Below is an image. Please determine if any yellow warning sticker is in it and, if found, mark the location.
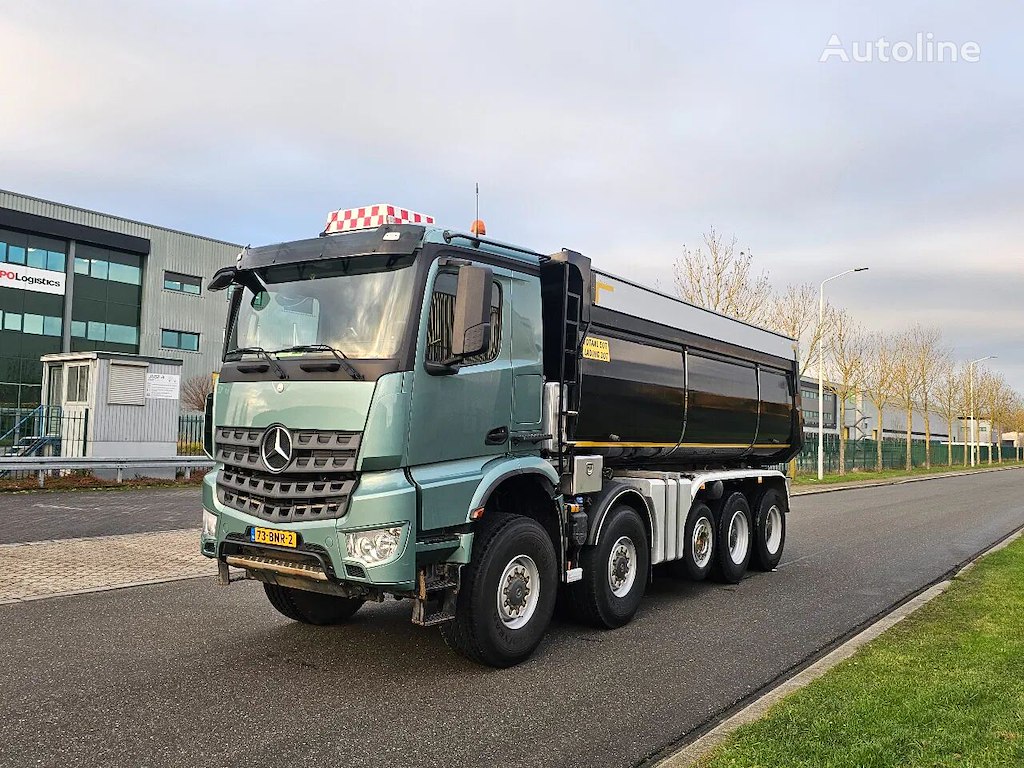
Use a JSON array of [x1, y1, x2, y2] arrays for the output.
[[582, 337, 610, 362]]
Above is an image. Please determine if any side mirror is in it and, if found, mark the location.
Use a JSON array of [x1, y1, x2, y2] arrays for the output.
[[208, 266, 264, 295], [208, 267, 237, 292], [449, 265, 493, 363]]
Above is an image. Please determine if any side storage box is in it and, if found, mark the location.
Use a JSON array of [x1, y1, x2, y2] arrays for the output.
[[615, 471, 693, 565]]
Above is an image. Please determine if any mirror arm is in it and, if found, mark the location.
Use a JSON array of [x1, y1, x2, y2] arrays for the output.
[[426, 360, 459, 376]]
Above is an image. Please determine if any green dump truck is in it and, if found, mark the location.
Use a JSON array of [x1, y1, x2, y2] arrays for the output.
[[200, 204, 803, 667]]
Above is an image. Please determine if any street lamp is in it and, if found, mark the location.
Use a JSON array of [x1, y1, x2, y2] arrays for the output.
[[968, 355, 996, 467], [818, 267, 869, 480]]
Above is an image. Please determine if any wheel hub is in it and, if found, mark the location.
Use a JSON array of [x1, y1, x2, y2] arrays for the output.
[[496, 554, 541, 629], [611, 551, 631, 587], [503, 569, 531, 615], [607, 536, 638, 598]]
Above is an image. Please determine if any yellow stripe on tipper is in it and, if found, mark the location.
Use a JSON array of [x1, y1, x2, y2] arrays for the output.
[[582, 337, 611, 362]]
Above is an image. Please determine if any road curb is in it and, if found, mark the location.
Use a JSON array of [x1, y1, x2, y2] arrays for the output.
[[791, 464, 1023, 497], [655, 523, 1024, 768]]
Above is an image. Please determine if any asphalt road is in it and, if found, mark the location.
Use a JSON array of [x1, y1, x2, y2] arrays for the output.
[[1, 470, 1022, 768], [0, 487, 199, 543]]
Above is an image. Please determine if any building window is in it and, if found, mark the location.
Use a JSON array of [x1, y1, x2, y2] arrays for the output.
[[163, 271, 202, 295], [70, 243, 143, 356], [0, 230, 66, 273], [70, 321, 138, 346], [161, 329, 200, 352], [72, 244, 142, 286], [65, 365, 89, 403]]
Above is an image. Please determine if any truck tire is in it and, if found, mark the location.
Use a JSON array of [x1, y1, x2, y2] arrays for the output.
[[263, 583, 364, 625], [751, 488, 787, 571], [711, 492, 751, 584], [569, 505, 649, 629], [440, 513, 557, 668], [671, 501, 716, 581]]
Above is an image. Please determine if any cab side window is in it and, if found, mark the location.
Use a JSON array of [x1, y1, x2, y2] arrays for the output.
[[426, 271, 502, 365]]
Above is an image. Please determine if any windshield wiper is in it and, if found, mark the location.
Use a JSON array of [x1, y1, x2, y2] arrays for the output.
[[274, 344, 365, 381], [230, 346, 289, 380]]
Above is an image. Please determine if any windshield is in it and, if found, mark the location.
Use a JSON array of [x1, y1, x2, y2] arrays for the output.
[[225, 255, 417, 360]]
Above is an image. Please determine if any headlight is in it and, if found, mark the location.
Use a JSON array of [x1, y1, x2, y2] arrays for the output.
[[345, 525, 404, 566], [202, 510, 218, 537]]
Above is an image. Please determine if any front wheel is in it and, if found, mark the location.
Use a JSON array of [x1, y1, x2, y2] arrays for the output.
[[263, 583, 364, 625], [569, 505, 649, 628], [441, 514, 557, 667]]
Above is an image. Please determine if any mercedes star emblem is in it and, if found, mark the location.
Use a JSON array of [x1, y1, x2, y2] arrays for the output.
[[260, 425, 293, 473]]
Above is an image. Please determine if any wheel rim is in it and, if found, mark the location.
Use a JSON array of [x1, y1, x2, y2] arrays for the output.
[[764, 505, 783, 555], [727, 510, 749, 565], [692, 516, 713, 569], [496, 555, 541, 630], [607, 536, 637, 598]]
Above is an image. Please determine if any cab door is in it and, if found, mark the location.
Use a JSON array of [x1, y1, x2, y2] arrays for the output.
[[407, 259, 514, 475]]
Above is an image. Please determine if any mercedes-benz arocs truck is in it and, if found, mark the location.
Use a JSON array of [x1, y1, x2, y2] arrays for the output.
[[199, 204, 803, 667]]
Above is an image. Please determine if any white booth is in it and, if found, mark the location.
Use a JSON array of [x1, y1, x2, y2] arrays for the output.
[[40, 352, 184, 473]]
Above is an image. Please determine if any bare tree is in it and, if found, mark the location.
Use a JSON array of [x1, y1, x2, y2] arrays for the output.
[[863, 332, 898, 470], [767, 283, 833, 378], [912, 327, 948, 469], [181, 374, 214, 412], [890, 331, 923, 471], [933, 360, 967, 466], [824, 309, 868, 476], [672, 228, 773, 324], [980, 371, 1011, 465]]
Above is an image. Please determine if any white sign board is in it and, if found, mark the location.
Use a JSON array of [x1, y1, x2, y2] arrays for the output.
[[145, 373, 181, 400], [0, 264, 66, 295]]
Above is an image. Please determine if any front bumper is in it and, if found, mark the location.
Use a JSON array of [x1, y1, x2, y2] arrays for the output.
[[201, 467, 419, 591]]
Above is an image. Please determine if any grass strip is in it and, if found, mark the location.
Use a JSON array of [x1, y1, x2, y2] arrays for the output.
[[700, 535, 1024, 768], [792, 462, 1024, 487]]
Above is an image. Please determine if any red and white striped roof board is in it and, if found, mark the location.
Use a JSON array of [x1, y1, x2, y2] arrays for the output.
[[324, 204, 435, 234]]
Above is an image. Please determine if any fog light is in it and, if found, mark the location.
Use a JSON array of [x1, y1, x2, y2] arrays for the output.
[[202, 510, 217, 537], [345, 525, 404, 566]]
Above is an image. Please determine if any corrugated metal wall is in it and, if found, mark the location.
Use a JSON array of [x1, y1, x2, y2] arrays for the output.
[[0, 190, 241, 400], [92, 358, 183, 443]]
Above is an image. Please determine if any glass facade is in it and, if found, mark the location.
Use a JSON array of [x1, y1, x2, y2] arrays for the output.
[[0, 229, 67, 408], [69, 243, 142, 356], [0, 230, 145, 408]]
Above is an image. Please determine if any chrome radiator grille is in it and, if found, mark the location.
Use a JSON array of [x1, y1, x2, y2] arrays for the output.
[[215, 426, 359, 522]]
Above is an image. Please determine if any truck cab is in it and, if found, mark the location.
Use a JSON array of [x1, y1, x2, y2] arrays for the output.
[[200, 204, 801, 667]]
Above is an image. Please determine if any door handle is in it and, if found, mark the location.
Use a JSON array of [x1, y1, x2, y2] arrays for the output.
[[485, 426, 509, 446]]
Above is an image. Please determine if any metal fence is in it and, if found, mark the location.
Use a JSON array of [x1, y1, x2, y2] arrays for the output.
[[0, 406, 89, 460], [794, 435, 1021, 475], [178, 413, 206, 456]]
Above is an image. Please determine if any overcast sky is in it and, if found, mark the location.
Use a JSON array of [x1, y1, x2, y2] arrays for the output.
[[2, 1, 1021, 387]]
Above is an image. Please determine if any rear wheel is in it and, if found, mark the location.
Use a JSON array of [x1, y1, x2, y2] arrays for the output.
[[711, 492, 751, 584], [441, 514, 557, 667], [263, 583, 364, 625], [569, 505, 649, 628], [670, 502, 715, 581], [751, 488, 787, 571]]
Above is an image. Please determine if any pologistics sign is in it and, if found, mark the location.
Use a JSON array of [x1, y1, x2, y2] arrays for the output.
[[0, 264, 66, 295]]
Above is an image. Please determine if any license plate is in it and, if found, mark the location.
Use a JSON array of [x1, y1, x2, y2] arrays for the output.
[[250, 527, 297, 548]]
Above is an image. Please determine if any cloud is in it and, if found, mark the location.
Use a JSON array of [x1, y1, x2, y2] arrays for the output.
[[1, 0, 1021, 388]]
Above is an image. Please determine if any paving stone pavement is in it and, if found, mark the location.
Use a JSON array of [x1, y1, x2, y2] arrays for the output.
[[0, 528, 213, 603]]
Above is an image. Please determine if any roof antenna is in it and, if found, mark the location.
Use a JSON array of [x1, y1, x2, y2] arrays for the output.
[[471, 182, 486, 236]]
